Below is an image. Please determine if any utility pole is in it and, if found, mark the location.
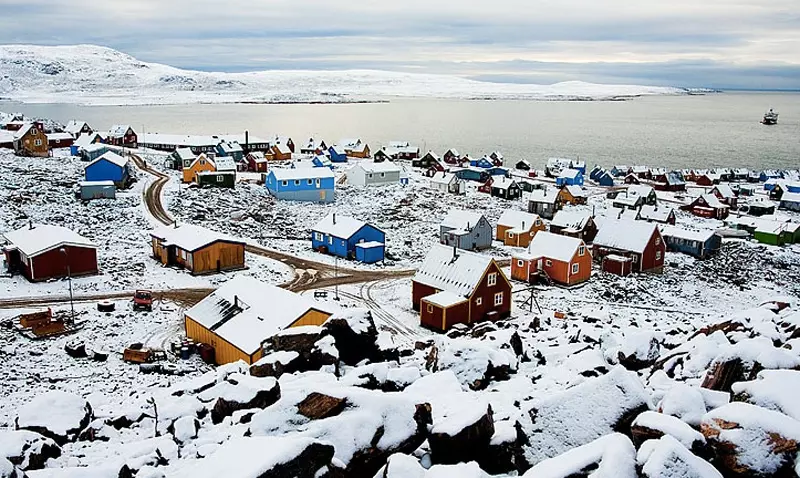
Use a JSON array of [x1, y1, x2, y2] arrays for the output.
[[334, 255, 340, 301], [60, 248, 75, 322]]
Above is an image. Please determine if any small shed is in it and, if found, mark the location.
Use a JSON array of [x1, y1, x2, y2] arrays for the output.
[[526, 187, 562, 220], [78, 181, 116, 200], [754, 222, 792, 246], [150, 224, 246, 275], [80, 143, 110, 162], [490, 177, 522, 200], [779, 193, 800, 212], [516, 160, 532, 171], [2, 224, 98, 282], [196, 171, 236, 188], [439, 210, 492, 251], [328, 145, 348, 163], [355, 242, 385, 264], [602, 254, 633, 276], [596, 171, 615, 187]]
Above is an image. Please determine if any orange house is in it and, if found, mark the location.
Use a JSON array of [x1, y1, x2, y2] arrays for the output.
[[347, 143, 371, 159], [182, 153, 216, 183], [496, 210, 545, 248], [511, 231, 592, 285], [269, 143, 292, 161]]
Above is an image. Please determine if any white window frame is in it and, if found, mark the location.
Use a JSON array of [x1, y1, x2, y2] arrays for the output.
[[476, 297, 483, 306], [545, 259, 552, 267], [487, 272, 497, 286], [656, 251, 662, 260], [328, 236, 333, 245], [216, 175, 223, 182], [307, 179, 313, 185], [380, 172, 385, 178], [517, 259, 524, 267], [494, 292, 503, 306], [572, 263, 579, 275], [578, 245, 585, 256], [294, 180, 301, 186], [314, 232, 323, 241], [315, 178, 321, 188], [281, 180, 288, 187], [34, 139, 42, 146]]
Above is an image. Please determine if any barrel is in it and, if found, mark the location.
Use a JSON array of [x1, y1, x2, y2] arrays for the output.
[[180, 346, 190, 360]]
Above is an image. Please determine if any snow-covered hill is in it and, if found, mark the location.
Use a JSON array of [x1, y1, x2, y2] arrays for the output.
[[0, 44, 686, 105]]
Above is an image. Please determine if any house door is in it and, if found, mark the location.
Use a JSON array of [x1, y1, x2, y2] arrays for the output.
[[537, 258, 543, 271], [167, 246, 177, 265], [315, 178, 321, 189]]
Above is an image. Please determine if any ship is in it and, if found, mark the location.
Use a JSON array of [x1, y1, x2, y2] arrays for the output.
[[761, 108, 779, 125]]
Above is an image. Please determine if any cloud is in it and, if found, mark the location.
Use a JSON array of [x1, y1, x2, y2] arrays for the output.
[[0, 0, 798, 88]]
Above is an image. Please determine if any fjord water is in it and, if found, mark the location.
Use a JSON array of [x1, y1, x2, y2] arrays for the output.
[[4, 92, 799, 169]]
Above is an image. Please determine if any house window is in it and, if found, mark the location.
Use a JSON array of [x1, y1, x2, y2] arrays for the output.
[[517, 259, 524, 267], [572, 263, 579, 275], [655, 237, 661, 246], [632, 255, 639, 263], [368, 173, 373, 179], [508, 233, 514, 238], [314, 232, 323, 241], [216, 175, 223, 182], [315, 178, 321, 188], [656, 251, 662, 260], [34, 139, 42, 146], [281, 180, 288, 187], [294, 180, 300, 186], [545, 259, 552, 267], [494, 292, 504, 306], [476, 297, 483, 306], [307, 179, 313, 185], [578, 245, 585, 256], [380, 172, 385, 178], [488, 272, 497, 286], [328, 236, 333, 245], [427, 304, 433, 313]]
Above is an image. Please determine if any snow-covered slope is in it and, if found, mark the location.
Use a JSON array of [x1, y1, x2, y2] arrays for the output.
[[0, 44, 685, 105]]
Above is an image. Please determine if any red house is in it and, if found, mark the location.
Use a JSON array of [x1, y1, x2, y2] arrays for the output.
[[443, 148, 461, 164], [592, 219, 665, 273], [108, 125, 137, 148], [696, 173, 721, 187], [710, 185, 738, 210], [246, 152, 269, 172], [413, 244, 512, 332], [47, 133, 75, 149], [681, 194, 730, 220], [2, 224, 98, 282]]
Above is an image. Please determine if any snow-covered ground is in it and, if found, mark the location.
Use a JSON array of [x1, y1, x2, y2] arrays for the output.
[[0, 45, 688, 106]]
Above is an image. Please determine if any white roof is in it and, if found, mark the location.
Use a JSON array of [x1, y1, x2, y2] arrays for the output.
[[140, 132, 269, 148], [441, 210, 485, 230], [312, 213, 375, 239], [414, 244, 494, 297], [638, 205, 674, 222], [12, 123, 36, 140], [109, 124, 132, 137], [755, 221, 789, 234], [551, 210, 592, 230], [713, 184, 735, 198], [781, 193, 800, 204], [497, 210, 540, 230], [248, 151, 267, 162], [423, 151, 440, 160], [74, 133, 105, 148], [628, 185, 654, 197], [3, 224, 96, 257], [593, 218, 658, 254], [492, 176, 517, 191], [174, 148, 195, 160], [527, 187, 559, 203], [339, 138, 361, 148], [79, 180, 115, 187], [214, 157, 237, 172], [150, 224, 243, 252], [430, 172, 456, 185], [272, 143, 292, 155], [355, 241, 384, 249], [614, 194, 642, 207], [79, 142, 108, 152], [660, 226, 717, 242], [47, 132, 73, 141], [524, 231, 584, 262], [423, 290, 468, 308], [565, 185, 587, 197], [356, 161, 401, 174], [559, 168, 581, 179], [0, 130, 15, 143], [269, 167, 334, 180], [185, 276, 333, 355], [700, 194, 728, 209], [64, 120, 88, 134], [219, 141, 243, 153], [87, 151, 127, 168]]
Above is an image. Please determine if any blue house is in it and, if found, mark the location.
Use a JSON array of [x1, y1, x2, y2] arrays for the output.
[[79, 143, 110, 162], [760, 170, 783, 182], [311, 213, 385, 263], [469, 156, 494, 169], [556, 168, 584, 187], [453, 167, 490, 183], [487, 166, 508, 176], [597, 171, 615, 186], [589, 166, 603, 181], [312, 154, 333, 169], [84, 151, 131, 188], [611, 165, 630, 177], [661, 227, 722, 259], [328, 145, 348, 163], [266, 168, 335, 203]]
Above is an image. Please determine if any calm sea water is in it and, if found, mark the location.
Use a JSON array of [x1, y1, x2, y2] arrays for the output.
[[3, 92, 799, 169]]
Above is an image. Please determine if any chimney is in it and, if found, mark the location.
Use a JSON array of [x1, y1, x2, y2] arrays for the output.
[[234, 295, 239, 308], [174, 220, 178, 229], [28, 220, 33, 230], [333, 213, 336, 225], [521, 221, 525, 231], [245, 130, 249, 151]]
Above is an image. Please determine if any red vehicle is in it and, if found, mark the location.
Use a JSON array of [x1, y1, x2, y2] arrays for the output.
[[133, 290, 153, 312]]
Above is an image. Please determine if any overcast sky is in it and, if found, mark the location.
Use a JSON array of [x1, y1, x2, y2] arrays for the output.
[[1, 0, 799, 89]]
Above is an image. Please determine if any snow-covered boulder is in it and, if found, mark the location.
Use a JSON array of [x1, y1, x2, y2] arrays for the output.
[[24, 463, 130, 477], [171, 437, 334, 478], [520, 433, 637, 478], [15, 391, 93, 445], [602, 328, 662, 370], [376, 453, 491, 477], [701, 402, 800, 476], [168, 416, 199, 444], [631, 411, 705, 452], [197, 374, 281, 424], [0, 458, 26, 478], [384, 367, 421, 392], [656, 384, 707, 427], [122, 437, 178, 472], [520, 366, 651, 467], [322, 309, 381, 366], [637, 435, 722, 478], [249, 351, 301, 378], [428, 401, 494, 465], [701, 337, 800, 392], [0, 431, 60, 471], [731, 369, 800, 419], [435, 338, 516, 390]]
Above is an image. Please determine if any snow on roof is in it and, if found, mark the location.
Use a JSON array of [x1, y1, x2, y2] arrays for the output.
[[79, 180, 115, 187], [497, 210, 540, 230], [219, 141, 243, 153], [12, 123, 36, 140], [422, 290, 468, 308], [491, 176, 517, 191], [108, 124, 132, 137], [355, 241, 384, 249], [87, 151, 128, 169], [660, 226, 717, 242], [269, 167, 334, 180], [445, 148, 460, 156], [185, 276, 333, 355], [214, 156, 237, 172], [565, 185, 587, 197], [524, 231, 584, 262], [781, 192, 800, 203], [755, 221, 789, 235], [440, 210, 485, 230], [312, 213, 374, 239], [64, 120, 88, 134], [559, 168, 581, 179], [79, 142, 108, 152], [339, 138, 360, 148], [713, 184, 735, 198], [0, 130, 15, 143], [593, 218, 658, 254], [356, 161, 401, 174], [628, 185, 654, 197], [349, 142, 369, 153], [423, 151, 440, 160], [173, 148, 195, 160], [414, 244, 494, 297], [3, 224, 96, 257], [74, 133, 104, 148], [150, 224, 244, 252], [551, 210, 592, 230], [272, 143, 292, 155], [700, 193, 728, 209], [638, 205, 673, 222], [47, 132, 74, 141], [430, 172, 456, 185], [527, 187, 559, 203]]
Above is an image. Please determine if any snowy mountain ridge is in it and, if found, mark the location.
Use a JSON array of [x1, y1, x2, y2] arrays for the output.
[[0, 44, 687, 106]]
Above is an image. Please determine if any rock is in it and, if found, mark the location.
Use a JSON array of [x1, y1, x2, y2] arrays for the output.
[[64, 341, 87, 359], [0, 458, 26, 478], [602, 328, 661, 370], [520, 433, 637, 478], [657, 384, 707, 427], [269, 326, 324, 358], [701, 402, 800, 477], [476, 421, 524, 474], [15, 391, 93, 445], [631, 411, 706, 453], [0, 430, 61, 470], [121, 437, 178, 472], [436, 338, 516, 391], [77, 419, 119, 442], [170, 437, 334, 478], [249, 351, 301, 378], [168, 416, 199, 444], [383, 367, 421, 392], [731, 369, 800, 419], [309, 335, 339, 369], [701, 337, 800, 392], [429, 403, 494, 465], [377, 453, 491, 477], [637, 435, 722, 478], [322, 309, 381, 366], [700, 359, 746, 392], [296, 393, 347, 420], [197, 374, 281, 424], [509, 331, 524, 358]]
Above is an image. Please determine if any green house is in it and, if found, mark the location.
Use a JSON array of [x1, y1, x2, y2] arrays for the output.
[[196, 171, 235, 188], [754, 223, 792, 246]]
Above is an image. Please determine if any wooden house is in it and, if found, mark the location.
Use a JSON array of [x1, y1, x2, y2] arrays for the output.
[[661, 226, 722, 259], [414, 244, 512, 332], [490, 177, 522, 200], [769, 183, 785, 201], [681, 194, 730, 220], [2, 224, 98, 282], [269, 143, 293, 161], [64, 120, 93, 138], [623, 173, 641, 185], [312, 155, 332, 169], [150, 224, 246, 275], [470, 156, 494, 169], [653, 172, 686, 192], [516, 160, 532, 171], [429, 172, 466, 195], [632, 166, 650, 180], [265, 167, 335, 203], [347, 161, 402, 187], [184, 275, 333, 365], [546, 158, 585, 177], [602, 255, 633, 276], [346, 142, 370, 159], [779, 193, 800, 212], [589, 166, 603, 181], [453, 166, 490, 183], [443, 148, 461, 164], [614, 185, 657, 210], [596, 171, 615, 187], [373, 149, 391, 162], [413, 151, 441, 169], [558, 185, 588, 205], [0, 130, 14, 149], [79, 143, 110, 163], [638, 205, 676, 225], [496, 210, 545, 248], [170, 148, 196, 170], [710, 184, 738, 209], [47, 133, 74, 149], [696, 173, 721, 187], [216, 141, 245, 163], [550, 210, 598, 243], [745, 200, 776, 217], [12, 123, 49, 157], [246, 152, 269, 173], [527, 187, 562, 220], [328, 145, 348, 163], [611, 165, 630, 177], [300, 138, 327, 155], [732, 168, 749, 181], [196, 171, 236, 188], [593, 219, 665, 273], [489, 151, 504, 166], [311, 213, 385, 263], [754, 222, 793, 246], [182, 153, 216, 183], [439, 210, 492, 251], [108, 125, 137, 148], [511, 231, 591, 286], [760, 170, 783, 182], [423, 160, 447, 177], [556, 168, 584, 187], [84, 151, 131, 188]]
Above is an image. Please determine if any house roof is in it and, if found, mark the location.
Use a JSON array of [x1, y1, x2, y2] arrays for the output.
[[0, 131, 13, 144], [523, 231, 584, 262], [79, 180, 115, 187], [270, 167, 334, 180], [497, 210, 540, 230], [527, 187, 559, 203], [551, 210, 592, 230], [74, 133, 105, 148], [64, 120, 88, 134], [12, 123, 37, 140], [312, 213, 377, 239], [441, 210, 485, 230], [109, 124, 132, 137], [660, 226, 717, 242], [628, 185, 654, 197], [423, 151, 440, 160], [559, 169, 581, 179], [430, 172, 456, 185], [46, 132, 74, 141], [150, 224, 244, 252], [780, 192, 800, 204], [593, 218, 658, 254], [638, 205, 674, 222], [174, 148, 195, 160], [357, 161, 401, 174], [79, 142, 108, 153], [272, 143, 292, 155], [219, 141, 243, 153], [214, 157, 237, 172], [700, 194, 728, 209], [185, 276, 334, 356], [414, 244, 494, 297], [3, 224, 96, 257], [564, 185, 587, 198], [87, 151, 128, 169], [422, 290, 468, 308], [492, 176, 517, 191]]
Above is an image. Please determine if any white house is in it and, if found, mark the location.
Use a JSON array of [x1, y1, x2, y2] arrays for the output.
[[347, 161, 402, 187]]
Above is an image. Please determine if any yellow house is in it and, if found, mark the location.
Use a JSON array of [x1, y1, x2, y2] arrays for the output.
[[182, 153, 216, 183], [184, 275, 334, 365]]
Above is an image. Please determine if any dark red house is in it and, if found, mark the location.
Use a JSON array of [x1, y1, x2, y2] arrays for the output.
[[592, 219, 665, 273], [413, 244, 512, 332], [3, 224, 98, 282], [108, 125, 137, 148], [681, 194, 730, 220]]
